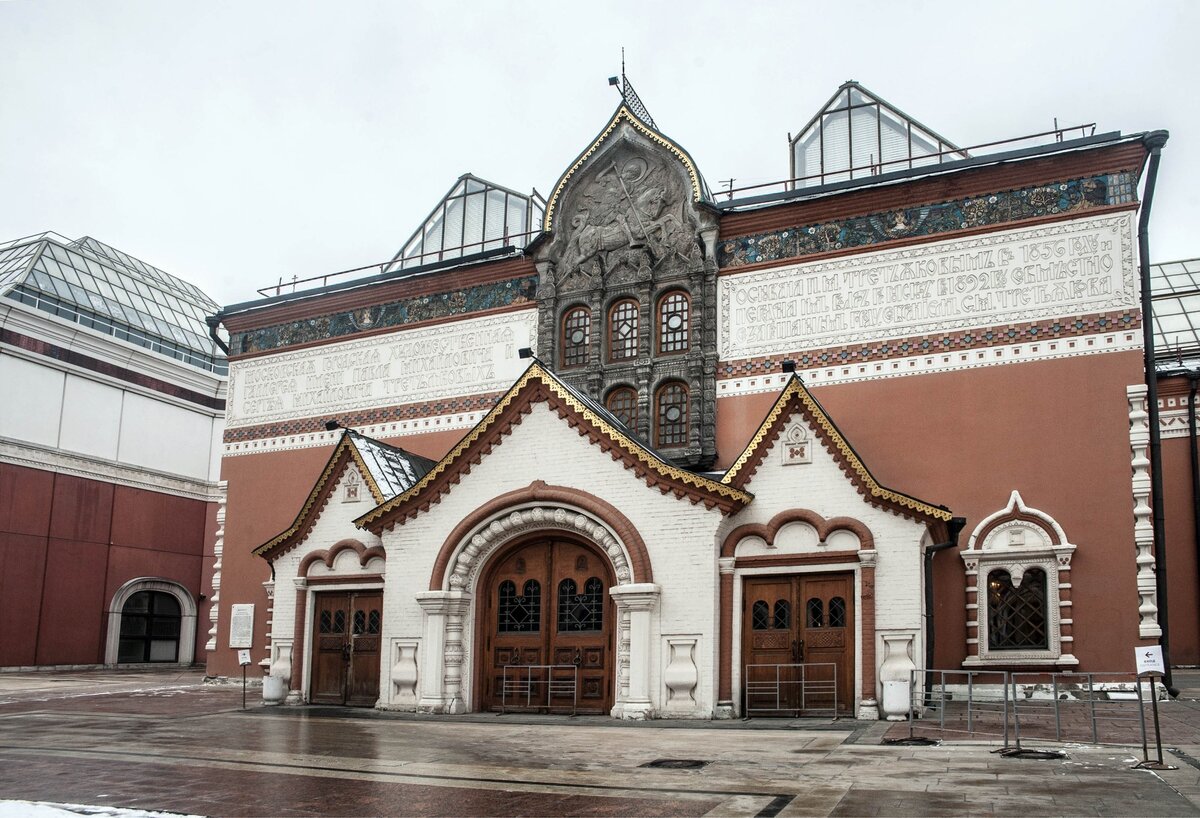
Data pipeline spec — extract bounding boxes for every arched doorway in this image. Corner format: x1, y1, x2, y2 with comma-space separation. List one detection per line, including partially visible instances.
477, 537, 616, 714
105, 578, 197, 667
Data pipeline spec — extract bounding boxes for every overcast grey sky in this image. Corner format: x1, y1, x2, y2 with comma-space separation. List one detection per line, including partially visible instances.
2, 0, 1196, 307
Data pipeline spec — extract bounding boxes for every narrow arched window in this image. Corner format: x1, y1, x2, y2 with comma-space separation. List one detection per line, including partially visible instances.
609, 299, 639, 361
751, 600, 770, 630
773, 599, 791, 630
658, 291, 689, 354
561, 307, 590, 367
987, 568, 1048, 650
655, 382, 688, 447
605, 386, 638, 430
828, 597, 846, 628
806, 597, 824, 628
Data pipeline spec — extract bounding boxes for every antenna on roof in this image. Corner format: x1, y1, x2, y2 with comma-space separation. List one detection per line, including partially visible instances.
607, 47, 657, 129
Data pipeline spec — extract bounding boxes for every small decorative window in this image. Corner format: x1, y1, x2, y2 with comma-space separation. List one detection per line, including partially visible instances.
499, 579, 541, 633
655, 382, 688, 448
342, 470, 362, 503
367, 609, 381, 634
987, 569, 1048, 650
658, 291, 689, 354
806, 598, 824, 628
773, 599, 791, 630
353, 610, 366, 634
751, 600, 770, 630
561, 307, 590, 367
557, 577, 604, 632
609, 299, 639, 361
606, 386, 638, 429
828, 597, 846, 628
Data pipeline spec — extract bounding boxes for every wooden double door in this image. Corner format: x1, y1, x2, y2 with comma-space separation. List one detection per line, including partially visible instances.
743, 573, 854, 715
310, 591, 383, 706
478, 539, 614, 714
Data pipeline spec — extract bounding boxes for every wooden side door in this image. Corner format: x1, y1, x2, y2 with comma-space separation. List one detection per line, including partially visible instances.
310, 593, 350, 704
547, 541, 613, 714
743, 577, 801, 713
481, 543, 551, 710
798, 574, 854, 714
347, 592, 383, 707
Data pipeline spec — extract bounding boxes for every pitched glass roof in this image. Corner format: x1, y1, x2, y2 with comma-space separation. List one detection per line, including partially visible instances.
790, 81, 968, 189
0, 232, 226, 375
348, 430, 436, 498
387, 175, 545, 272
1151, 259, 1200, 367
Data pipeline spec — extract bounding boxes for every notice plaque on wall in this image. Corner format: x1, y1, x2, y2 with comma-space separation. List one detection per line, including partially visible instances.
229, 604, 254, 649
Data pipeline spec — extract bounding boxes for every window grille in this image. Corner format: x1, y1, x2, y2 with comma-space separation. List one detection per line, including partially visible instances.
606, 386, 638, 429
987, 568, 1048, 650
609, 299, 639, 360
751, 600, 770, 630
773, 599, 791, 630
499, 579, 541, 633
658, 291, 689, 353
557, 577, 604, 632
655, 382, 688, 447
562, 307, 590, 367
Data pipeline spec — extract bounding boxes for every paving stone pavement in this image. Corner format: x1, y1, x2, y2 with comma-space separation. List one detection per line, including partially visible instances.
1, 669, 1200, 816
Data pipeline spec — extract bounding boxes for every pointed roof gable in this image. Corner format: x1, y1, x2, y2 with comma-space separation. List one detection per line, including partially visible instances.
356, 361, 751, 533
722, 375, 951, 527
542, 104, 711, 234
254, 429, 435, 561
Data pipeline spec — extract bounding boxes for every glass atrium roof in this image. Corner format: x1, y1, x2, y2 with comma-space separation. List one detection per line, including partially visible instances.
1151, 259, 1200, 367
791, 81, 968, 189
387, 175, 545, 272
0, 232, 226, 374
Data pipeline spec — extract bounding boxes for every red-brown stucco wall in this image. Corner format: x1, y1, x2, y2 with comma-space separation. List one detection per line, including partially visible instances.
0, 463, 212, 667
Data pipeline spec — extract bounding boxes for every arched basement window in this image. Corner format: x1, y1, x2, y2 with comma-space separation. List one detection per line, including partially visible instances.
118, 591, 182, 663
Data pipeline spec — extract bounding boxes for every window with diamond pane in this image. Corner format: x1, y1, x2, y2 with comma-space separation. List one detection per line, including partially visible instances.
828, 597, 846, 628
609, 299, 638, 360
806, 597, 824, 628
561, 307, 590, 367
498, 579, 541, 633
773, 599, 791, 629
987, 568, 1048, 650
558, 577, 604, 632
751, 600, 770, 630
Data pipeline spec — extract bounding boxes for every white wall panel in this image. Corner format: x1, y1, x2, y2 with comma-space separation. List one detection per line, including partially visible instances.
0, 354, 64, 447
58, 374, 123, 460
117, 391, 214, 479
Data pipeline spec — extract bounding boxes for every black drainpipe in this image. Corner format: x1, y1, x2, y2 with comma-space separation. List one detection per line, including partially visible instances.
1138, 130, 1174, 694
206, 314, 230, 355
1189, 373, 1200, 655
924, 515, 968, 696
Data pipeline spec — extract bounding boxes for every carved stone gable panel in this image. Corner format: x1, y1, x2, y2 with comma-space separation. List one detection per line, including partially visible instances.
535, 121, 719, 470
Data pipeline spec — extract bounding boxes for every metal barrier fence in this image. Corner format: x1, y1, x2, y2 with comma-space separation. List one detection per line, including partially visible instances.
501, 664, 578, 715
744, 662, 838, 718
897, 669, 1169, 765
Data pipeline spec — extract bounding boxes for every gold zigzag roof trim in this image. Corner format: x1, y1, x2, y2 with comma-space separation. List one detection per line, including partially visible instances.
722, 378, 952, 523
356, 363, 750, 529
542, 105, 704, 234
253, 433, 385, 557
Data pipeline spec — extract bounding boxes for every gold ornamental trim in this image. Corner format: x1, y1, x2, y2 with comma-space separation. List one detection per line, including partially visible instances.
253, 433, 385, 557
356, 363, 750, 530
542, 105, 705, 234
722, 378, 952, 523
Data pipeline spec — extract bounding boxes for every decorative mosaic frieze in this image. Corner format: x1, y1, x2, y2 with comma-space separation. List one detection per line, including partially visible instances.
718, 173, 1136, 270
231, 274, 538, 355
717, 309, 1140, 379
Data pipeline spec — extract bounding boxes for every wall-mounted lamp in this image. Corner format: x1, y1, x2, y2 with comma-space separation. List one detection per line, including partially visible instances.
781, 360, 796, 373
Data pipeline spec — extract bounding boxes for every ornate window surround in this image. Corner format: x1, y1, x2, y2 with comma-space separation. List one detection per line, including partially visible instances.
962, 491, 1077, 667
608, 298, 639, 362
560, 305, 591, 368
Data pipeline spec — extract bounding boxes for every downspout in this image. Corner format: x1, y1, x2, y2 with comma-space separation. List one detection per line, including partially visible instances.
1138, 130, 1174, 694
924, 515, 968, 697
1189, 374, 1200, 656
206, 314, 230, 355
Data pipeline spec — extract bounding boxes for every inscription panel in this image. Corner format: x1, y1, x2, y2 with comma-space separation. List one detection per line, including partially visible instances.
227, 310, 536, 428
719, 214, 1135, 360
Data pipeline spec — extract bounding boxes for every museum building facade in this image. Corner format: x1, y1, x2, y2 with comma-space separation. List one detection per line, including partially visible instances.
208, 82, 1169, 718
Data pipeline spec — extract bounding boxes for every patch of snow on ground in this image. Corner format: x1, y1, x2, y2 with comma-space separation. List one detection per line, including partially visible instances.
0, 801, 203, 818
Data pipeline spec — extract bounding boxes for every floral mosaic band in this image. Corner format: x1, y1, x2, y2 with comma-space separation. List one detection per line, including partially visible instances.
717, 309, 1141, 379
231, 274, 538, 356
717, 173, 1137, 270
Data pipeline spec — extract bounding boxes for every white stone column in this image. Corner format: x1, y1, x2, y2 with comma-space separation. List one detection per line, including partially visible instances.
415, 590, 472, 713
609, 583, 661, 720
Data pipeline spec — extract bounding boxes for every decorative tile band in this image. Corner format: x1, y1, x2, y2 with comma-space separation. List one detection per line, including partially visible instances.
222, 391, 504, 444
717, 173, 1136, 270
716, 309, 1140, 380
231, 274, 538, 356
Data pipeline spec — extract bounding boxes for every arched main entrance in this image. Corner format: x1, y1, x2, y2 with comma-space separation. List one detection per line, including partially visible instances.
477, 537, 616, 714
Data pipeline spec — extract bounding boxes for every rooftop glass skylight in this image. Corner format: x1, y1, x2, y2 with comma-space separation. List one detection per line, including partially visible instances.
0, 232, 226, 375
388, 175, 545, 272
1151, 259, 1200, 366
790, 82, 968, 189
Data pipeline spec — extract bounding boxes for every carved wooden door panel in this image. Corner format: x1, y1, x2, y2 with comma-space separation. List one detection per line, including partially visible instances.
479, 539, 614, 714
742, 573, 854, 715
310, 591, 382, 706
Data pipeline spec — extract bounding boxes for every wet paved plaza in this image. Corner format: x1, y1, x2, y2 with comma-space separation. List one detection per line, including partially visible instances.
3, 671, 1200, 816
